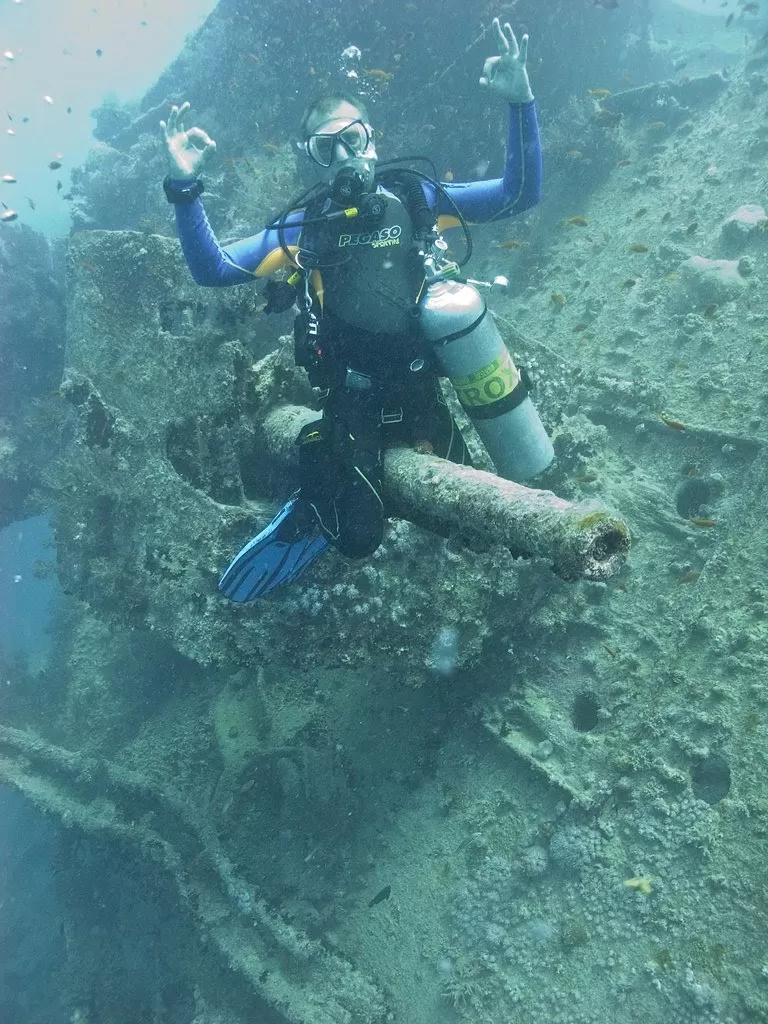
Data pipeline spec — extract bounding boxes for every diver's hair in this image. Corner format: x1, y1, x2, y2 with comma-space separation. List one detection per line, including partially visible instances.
300, 92, 370, 137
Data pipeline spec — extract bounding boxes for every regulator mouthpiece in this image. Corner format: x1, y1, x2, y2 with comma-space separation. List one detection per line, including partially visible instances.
330, 160, 375, 205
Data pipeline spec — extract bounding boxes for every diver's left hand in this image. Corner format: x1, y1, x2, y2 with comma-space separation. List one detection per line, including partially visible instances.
479, 17, 534, 104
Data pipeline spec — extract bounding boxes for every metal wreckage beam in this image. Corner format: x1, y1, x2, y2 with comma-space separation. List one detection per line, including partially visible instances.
261, 404, 630, 583
0, 723, 392, 1024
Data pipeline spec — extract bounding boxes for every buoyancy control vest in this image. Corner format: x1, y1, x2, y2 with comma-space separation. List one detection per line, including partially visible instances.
299, 186, 425, 337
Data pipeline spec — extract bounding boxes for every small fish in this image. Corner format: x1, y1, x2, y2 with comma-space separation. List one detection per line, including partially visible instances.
26, 196, 35, 209
368, 884, 391, 908
647, 120, 666, 131
247, 53, 260, 63
564, 215, 588, 226
601, 641, 618, 658
454, 832, 483, 853
593, 109, 622, 126
629, 242, 648, 252
442, 169, 454, 182
550, 291, 566, 308
575, 472, 598, 483
593, 0, 619, 7
56, 180, 62, 191
48, 160, 62, 170
616, 159, 631, 167
677, 571, 701, 584
66, 106, 72, 114
621, 278, 637, 288
624, 876, 653, 895
495, 238, 526, 249
691, 517, 717, 528
1, 174, 16, 183
565, 149, 585, 160
1, 209, 18, 222
572, 322, 589, 332
726, 12, 734, 26
661, 212, 672, 223
685, 222, 698, 235
588, 88, 612, 98
702, 303, 719, 319
21, 116, 29, 123
659, 414, 686, 430
365, 69, 393, 82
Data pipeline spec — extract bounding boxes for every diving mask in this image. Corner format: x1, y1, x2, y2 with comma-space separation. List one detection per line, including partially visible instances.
306, 118, 375, 168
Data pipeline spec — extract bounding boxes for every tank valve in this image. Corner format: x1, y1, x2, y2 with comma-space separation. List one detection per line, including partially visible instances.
465, 275, 509, 294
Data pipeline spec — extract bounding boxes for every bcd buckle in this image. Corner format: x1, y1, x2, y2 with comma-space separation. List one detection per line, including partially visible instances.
380, 406, 403, 424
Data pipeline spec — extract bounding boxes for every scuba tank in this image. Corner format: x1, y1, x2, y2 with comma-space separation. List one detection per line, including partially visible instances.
419, 249, 554, 483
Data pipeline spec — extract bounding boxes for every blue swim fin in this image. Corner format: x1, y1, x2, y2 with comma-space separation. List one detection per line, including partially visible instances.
218, 494, 330, 602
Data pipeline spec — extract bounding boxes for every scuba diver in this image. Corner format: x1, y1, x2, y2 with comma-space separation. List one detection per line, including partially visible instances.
160, 17, 552, 602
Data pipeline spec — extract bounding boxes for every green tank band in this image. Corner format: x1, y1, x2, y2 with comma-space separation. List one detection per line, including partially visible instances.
450, 348, 520, 408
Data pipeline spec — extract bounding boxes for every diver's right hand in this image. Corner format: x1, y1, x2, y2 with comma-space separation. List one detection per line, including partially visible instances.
160, 101, 216, 180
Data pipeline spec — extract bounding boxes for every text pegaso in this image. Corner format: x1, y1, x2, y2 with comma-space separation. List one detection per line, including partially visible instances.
338, 225, 403, 248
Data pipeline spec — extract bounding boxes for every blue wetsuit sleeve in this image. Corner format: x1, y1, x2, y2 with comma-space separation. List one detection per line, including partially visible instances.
171, 192, 303, 285
424, 100, 542, 225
